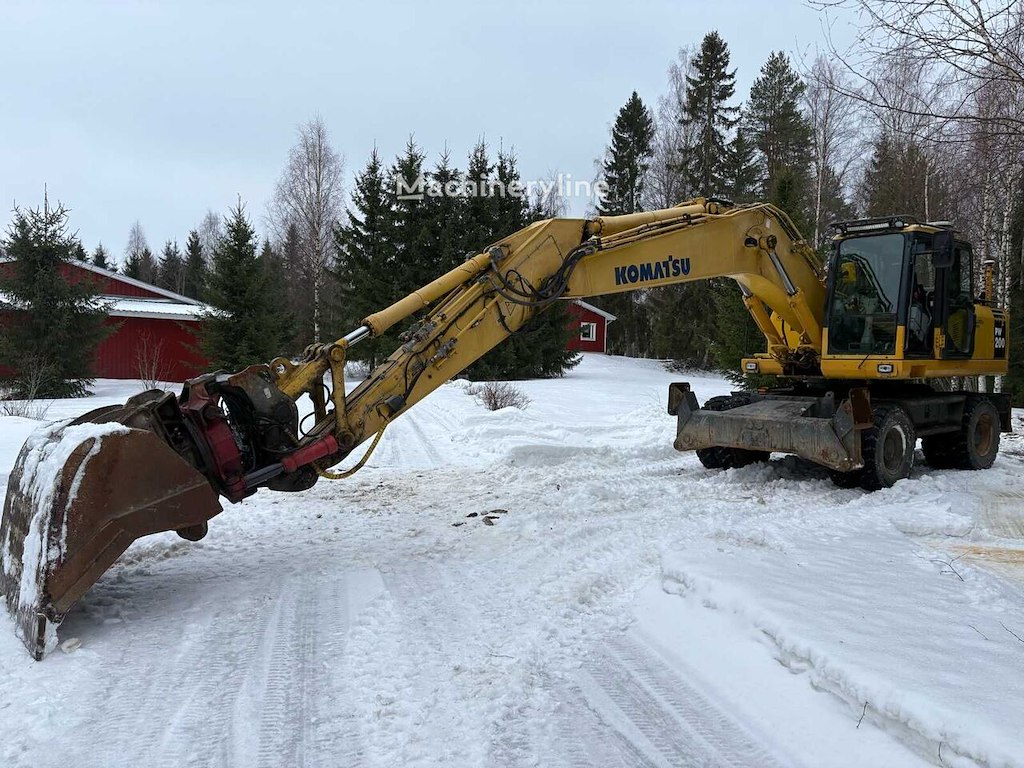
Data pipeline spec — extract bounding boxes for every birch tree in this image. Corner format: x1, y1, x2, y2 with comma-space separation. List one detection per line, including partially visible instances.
804, 55, 860, 246
268, 116, 345, 343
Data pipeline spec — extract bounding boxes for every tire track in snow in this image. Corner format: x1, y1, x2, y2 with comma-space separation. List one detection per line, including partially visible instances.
575, 633, 790, 768
552, 683, 662, 768
54, 572, 362, 768
253, 578, 316, 768
253, 574, 362, 768
49, 590, 277, 768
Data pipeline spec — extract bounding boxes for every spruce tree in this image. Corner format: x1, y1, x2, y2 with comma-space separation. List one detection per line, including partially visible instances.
334, 148, 401, 368
201, 204, 286, 370
390, 138, 433, 295
279, 222, 314, 349
683, 31, 739, 195
598, 92, 656, 216
92, 242, 114, 271
182, 229, 207, 300
0, 200, 110, 397
462, 140, 498, 251
422, 149, 466, 274
597, 92, 657, 357
258, 239, 295, 351
709, 125, 765, 379
861, 133, 949, 220
722, 126, 761, 202
745, 51, 813, 231
158, 240, 185, 293
647, 31, 741, 370
123, 222, 157, 282
124, 247, 158, 283
465, 149, 578, 380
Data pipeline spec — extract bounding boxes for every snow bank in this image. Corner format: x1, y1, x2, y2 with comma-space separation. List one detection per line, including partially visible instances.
655, 484, 1024, 767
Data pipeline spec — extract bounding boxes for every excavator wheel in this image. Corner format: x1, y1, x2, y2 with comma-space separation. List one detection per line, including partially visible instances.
923, 396, 1000, 471
859, 404, 916, 491
695, 394, 770, 470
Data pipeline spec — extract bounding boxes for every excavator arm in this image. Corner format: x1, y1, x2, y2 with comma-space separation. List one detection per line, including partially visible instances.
1, 198, 829, 658
281, 199, 826, 465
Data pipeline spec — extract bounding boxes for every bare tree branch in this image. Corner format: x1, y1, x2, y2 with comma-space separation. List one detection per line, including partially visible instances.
267, 116, 346, 342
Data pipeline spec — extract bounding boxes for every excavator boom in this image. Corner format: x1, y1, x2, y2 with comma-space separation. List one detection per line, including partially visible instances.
0, 198, 1009, 657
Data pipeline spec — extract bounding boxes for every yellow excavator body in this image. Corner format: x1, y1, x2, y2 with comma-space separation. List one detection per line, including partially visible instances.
0, 199, 1011, 657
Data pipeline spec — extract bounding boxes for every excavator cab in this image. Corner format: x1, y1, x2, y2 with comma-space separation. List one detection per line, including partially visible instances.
821, 218, 999, 378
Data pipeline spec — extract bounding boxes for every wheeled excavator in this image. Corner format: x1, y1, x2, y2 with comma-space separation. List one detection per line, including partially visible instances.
0, 198, 1011, 658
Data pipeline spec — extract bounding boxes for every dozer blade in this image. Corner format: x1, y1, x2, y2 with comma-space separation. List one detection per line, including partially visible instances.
1, 405, 222, 659
668, 383, 871, 472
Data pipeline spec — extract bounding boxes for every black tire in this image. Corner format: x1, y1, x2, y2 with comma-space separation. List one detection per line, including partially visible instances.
859, 405, 916, 491
923, 397, 1000, 471
921, 435, 957, 469
695, 394, 771, 470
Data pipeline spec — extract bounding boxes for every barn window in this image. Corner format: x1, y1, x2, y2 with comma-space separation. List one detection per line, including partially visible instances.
580, 322, 597, 342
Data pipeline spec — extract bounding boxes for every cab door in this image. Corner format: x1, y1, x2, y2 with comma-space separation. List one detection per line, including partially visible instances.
937, 243, 976, 358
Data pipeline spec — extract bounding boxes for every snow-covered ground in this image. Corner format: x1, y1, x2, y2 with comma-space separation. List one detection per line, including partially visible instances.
2, 354, 1023, 768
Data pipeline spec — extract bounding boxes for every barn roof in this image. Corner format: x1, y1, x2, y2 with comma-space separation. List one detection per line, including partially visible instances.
0, 257, 204, 305
0, 258, 211, 321
572, 300, 617, 322
107, 297, 207, 321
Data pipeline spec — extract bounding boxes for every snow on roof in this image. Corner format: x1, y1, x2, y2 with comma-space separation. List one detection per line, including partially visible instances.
572, 299, 617, 323
0, 256, 203, 306
106, 297, 208, 321
0, 291, 210, 321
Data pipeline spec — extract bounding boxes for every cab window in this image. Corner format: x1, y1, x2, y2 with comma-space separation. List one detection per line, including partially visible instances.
945, 245, 973, 354
828, 233, 905, 355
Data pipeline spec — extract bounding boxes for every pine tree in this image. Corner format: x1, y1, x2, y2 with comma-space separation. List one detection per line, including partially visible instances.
745, 52, 812, 209
0, 199, 110, 397
157, 240, 185, 294
683, 31, 739, 195
201, 203, 287, 370
596, 92, 657, 357
182, 229, 207, 300
333, 148, 401, 368
598, 92, 656, 216
92, 242, 114, 271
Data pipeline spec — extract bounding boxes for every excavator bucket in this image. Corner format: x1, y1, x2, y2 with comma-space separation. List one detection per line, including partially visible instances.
0, 393, 222, 659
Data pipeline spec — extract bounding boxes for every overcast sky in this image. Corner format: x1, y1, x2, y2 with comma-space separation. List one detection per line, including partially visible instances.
0, 0, 855, 262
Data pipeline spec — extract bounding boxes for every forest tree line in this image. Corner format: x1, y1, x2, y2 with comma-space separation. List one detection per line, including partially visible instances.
592, 2, 1024, 404
2, 0, 1022, 400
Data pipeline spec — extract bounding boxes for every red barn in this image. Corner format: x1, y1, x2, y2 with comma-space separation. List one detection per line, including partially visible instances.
0, 259, 210, 383
566, 300, 617, 353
